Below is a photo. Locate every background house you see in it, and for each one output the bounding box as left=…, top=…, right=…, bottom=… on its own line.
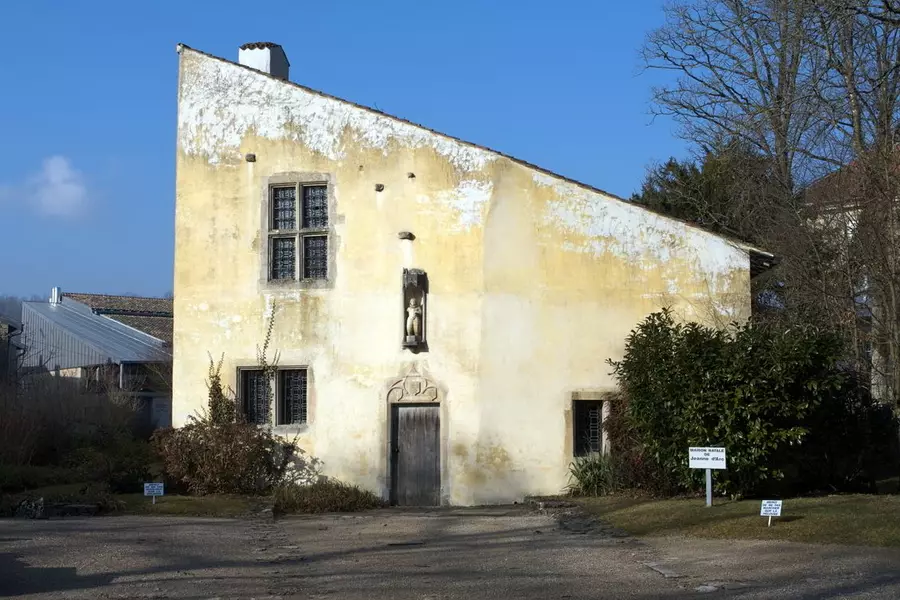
left=0, top=314, right=23, bottom=383
left=172, top=42, right=772, bottom=506
left=21, top=287, right=173, bottom=428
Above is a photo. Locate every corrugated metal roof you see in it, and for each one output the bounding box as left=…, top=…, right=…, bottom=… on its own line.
left=21, top=298, right=170, bottom=369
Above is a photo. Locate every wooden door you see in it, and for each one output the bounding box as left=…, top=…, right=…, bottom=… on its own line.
left=391, top=404, right=441, bottom=506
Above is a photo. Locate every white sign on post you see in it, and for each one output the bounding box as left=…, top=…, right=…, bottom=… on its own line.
left=688, top=447, right=727, bottom=507
left=760, top=499, right=782, bottom=526
left=144, top=482, right=164, bottom=505
left=689, top=447, right=728, bottom=469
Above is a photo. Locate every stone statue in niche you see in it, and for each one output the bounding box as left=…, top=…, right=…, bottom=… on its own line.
left=402, top=268, right=427, bottom=349
left=406, top=298, right=422, bottom=340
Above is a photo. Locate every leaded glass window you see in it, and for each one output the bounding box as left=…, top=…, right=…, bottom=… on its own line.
left=241, top=369, right=270, bottom=424
left=271, top=237, right=296, bottom=280
left=574, top=401, right=603, bottom=456
left=302, top=185, right=328, bottom=229
left=267, top=181, right=330, bottom=283
left=279, top=369, right=308, bottom=425
left=303, top=236, right=327, bottom=280
left=272, top=187, right=296, bottom=230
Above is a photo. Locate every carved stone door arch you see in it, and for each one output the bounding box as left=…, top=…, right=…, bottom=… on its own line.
left=386, top=364, right=444, bottom=506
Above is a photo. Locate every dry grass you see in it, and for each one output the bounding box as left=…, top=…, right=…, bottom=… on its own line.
left=1, top=483, right=261, bottom=518
left=118, top=493, right=261, bottom=517
left=273, top=480, right=386, bottom=514
left=577, top=494, right=900, bottom=547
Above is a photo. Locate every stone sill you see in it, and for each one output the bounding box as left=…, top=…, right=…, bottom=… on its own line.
left=271, top=424, right=309, bottom=436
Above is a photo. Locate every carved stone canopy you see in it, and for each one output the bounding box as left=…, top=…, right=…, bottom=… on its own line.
left=386, top=364, right=440, bottom=403
left=403, top=268, right=426, bottom=292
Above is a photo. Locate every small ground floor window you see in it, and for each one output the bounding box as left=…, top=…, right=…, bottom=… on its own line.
left=573, top=399, right=603, bottom=456
left=239, top=367, right=308, bottom=426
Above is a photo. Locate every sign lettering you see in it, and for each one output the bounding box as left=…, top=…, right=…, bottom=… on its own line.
left=760, top=500, right=783, bottom=517
left=143, top=482, right=164, bottom=497
left=688, top=447, right=727, bottom=470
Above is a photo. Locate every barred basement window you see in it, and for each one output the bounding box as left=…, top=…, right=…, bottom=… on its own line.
left=573, top=400, right=603, bottom=456
left=239, top=367, right=309, bottom=426
left=240, top=369, right=271, bottom=425
left=278, top=369, right=308, bottom=425
left=268, top=183, right=329, bottom=282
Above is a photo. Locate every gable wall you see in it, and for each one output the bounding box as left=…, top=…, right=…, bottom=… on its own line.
left=173, top=48, right=750, bottom=504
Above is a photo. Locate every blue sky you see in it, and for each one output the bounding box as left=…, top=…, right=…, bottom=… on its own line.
left=0, top=0, right=687, bottom=298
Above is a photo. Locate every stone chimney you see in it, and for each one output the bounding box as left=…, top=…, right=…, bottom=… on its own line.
left=238, top=42, right=290, bottom=80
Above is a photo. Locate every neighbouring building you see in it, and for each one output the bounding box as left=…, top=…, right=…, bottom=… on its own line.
left=21, top=288, right=173, bottom=428
left=0, top=314, right=23, bottom=382
left=173, top=42, right=774, bottom=505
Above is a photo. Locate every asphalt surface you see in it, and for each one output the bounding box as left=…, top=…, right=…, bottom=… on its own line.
left=1, top=506, right=899, bottom=599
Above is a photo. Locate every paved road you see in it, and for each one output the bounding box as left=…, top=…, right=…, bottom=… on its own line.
left=1, top=507, right=899, bottom=599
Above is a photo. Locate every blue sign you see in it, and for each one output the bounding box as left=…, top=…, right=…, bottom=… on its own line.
left=143, top=482, right=164, bottom=497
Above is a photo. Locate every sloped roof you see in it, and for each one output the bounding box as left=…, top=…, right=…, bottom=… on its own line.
left=22, top=299, right=170, bottom=365
left=179, top=43, right=774, bottom=267
left=62, top=293, right=173, bottom=344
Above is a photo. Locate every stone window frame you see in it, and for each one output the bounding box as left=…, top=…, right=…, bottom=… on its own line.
left=236, top=364, right=313, bottom=434
left=570, top=390, right=611, bottom=457
left=259, top=172, right=337, bottom=290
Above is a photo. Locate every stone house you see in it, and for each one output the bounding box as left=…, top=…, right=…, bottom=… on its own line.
left=21, top=288, right=173, bottom=428
left=172, top=42, right=773, bottom=505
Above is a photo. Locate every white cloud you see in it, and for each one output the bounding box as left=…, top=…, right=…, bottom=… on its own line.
left=0, top=156, right=88, bottom=218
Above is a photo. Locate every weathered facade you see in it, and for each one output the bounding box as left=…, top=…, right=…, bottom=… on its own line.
left=173, top=42, right=768, bottom=505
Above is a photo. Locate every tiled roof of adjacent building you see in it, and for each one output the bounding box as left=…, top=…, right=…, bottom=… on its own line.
left=62, top=293, right=173, bottom=344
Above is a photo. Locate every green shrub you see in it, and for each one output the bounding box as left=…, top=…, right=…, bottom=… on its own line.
left=608, top=309, right=897, bottom=498
left=273, top=479, right=386, bottom=514
left=0, top=464, right=82, bottom=493
left=566, top=453, right=626, bottom=496
left=599, top=391, right=681, bottom=496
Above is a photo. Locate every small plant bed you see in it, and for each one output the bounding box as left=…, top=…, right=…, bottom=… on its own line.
left=576, top=494, right=900, bottom=548
left=274, top=480, right=387, bottom=515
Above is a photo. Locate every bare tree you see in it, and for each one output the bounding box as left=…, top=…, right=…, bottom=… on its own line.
left=642, top=0, right=900, bottom=406
left=643, top=0, right=832, bottom=190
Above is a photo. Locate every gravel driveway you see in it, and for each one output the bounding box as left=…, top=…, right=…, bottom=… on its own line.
left=1, top=506, right=899, bottom=599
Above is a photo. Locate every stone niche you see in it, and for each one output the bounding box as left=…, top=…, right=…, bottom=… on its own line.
left=402, top=268, right=428, bottom=351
